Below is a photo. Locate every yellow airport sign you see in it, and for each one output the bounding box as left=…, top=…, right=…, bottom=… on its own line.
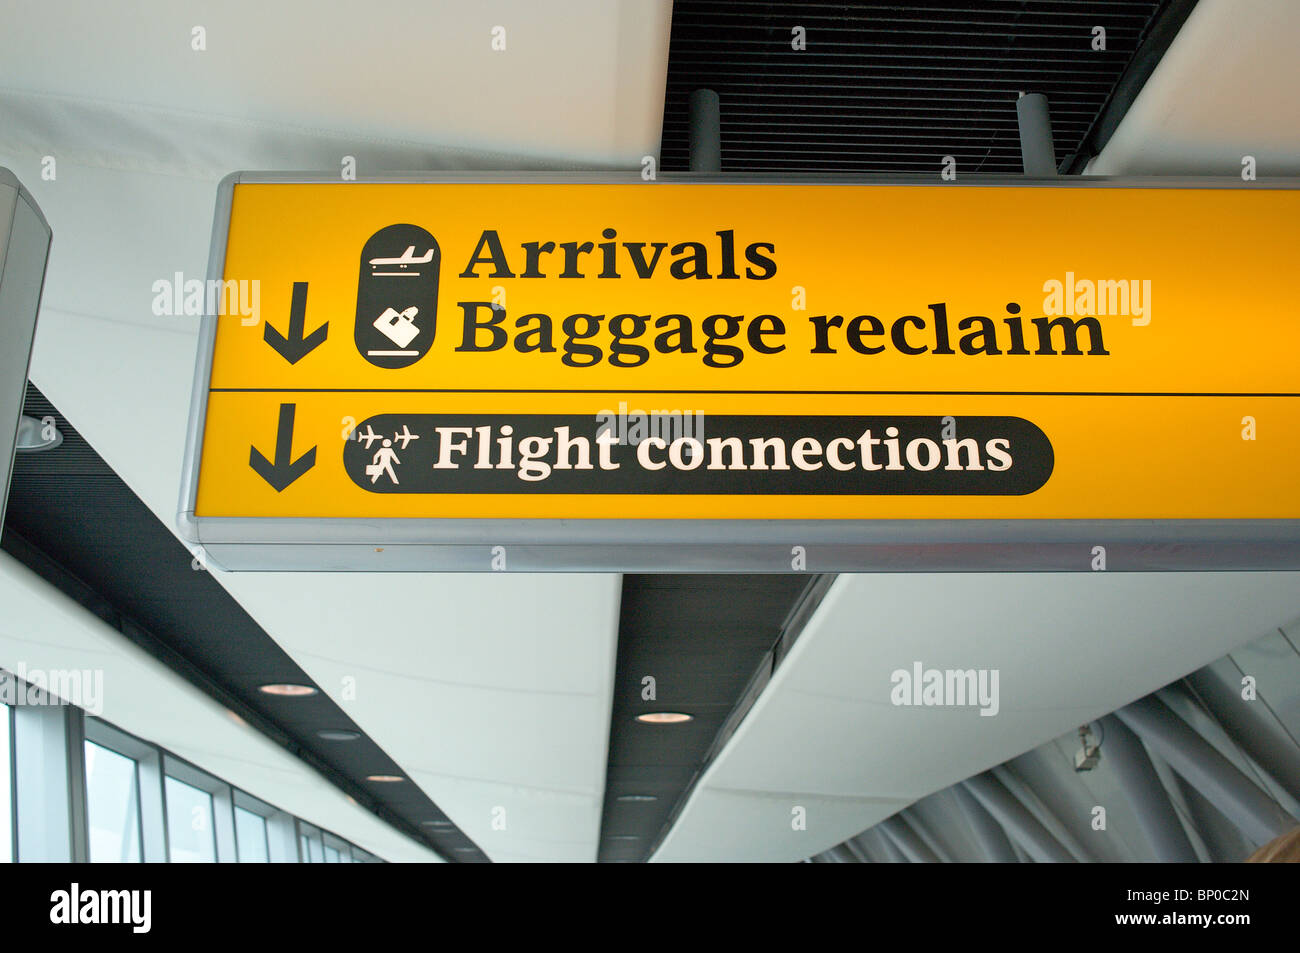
left=179, top=174, right=1300, bottom=571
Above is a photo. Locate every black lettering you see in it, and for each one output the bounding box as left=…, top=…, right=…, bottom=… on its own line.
left=609, top=313, right=651, bottom=367
left=456, top=302, right=508, bottom=351
left=598, top=228, right=619, bottom=279
left=624, top=242, right=668, bottom=279
left=957, top=315, right=1002, bottom=355
left=1004, top=303, right=1030, bottom=355
left=744, top=242, right=777, bottom=279
left=716, top=229, right=739, bottom=279
left=514, top=313, right=555, bottom=352
left=929, top=303, right=955, bottom=354
left=561, top=313, right=603, bottom=366
left=460, top=230, right=515, bottom=278
left=559, top=241, right=595, bottom=279
left=846, top=315, right=885, bottom=354
left=1032, top=316, right=1109, bottom=355
left=654, top=314, right=696, bottom=353
left=891, top=315, right=928, bottom=355
left=702, top=314, right=744, bottom=367
left=670, top=242, right=710, bottom=279
left=521, top=241, right=555, bottom=278
left=748, top=314, right=786, bottom=354
left=809, top=314, right=842, bottom=353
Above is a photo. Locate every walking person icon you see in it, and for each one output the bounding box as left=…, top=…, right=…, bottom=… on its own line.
left=365, top=438, right=402, bottom=485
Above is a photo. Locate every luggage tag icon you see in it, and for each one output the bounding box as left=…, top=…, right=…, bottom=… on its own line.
left=355, top=224, right=439, bottom=369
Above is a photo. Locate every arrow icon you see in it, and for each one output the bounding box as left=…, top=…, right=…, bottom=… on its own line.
left=249, top=403, right=316, bottom=491
left=263, top=282, right=328, bottom=364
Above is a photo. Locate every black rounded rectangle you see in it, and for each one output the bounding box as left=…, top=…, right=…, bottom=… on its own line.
left=342, top=414, right=1054, bottom=495
left=354, top=224, right=440, bottom=368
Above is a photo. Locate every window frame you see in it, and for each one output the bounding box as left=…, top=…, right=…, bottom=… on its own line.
left=2, top=702, right=14, bottom=863
left=232, top=801, right=271, bottom=863
left=322, top=830, right=349, bottom=862
left=82, top=737, right=145, bottom=863
left=12, top=687, right=87, bottom=861
left=162, top=754, right=236, bottom=863
left=296, top=819, right=325, bottom=863
left=85, top=718, right=168, bottom=862
left=230, top=788, right=300, bottom=862
left=4, top=680, right=386, bottom=864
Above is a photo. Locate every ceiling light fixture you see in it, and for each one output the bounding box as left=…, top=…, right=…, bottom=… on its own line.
left=14, top=414, right=62, bottom=452
left=257, top=683, right=317, bottom=697
left=635, top=712, right=693, bottom=724
left=365, top=774, right=404, bottom=783
left=616, top=794, right=658, bottom=803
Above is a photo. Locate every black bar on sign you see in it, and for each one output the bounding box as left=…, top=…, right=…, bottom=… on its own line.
left=341, top=414, right=1053, bottom=495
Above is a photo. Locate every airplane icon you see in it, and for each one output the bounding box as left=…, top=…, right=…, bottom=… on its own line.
left=357, top=425, right=383, bottom=449
left=369, top=246, right=434, bottom=269
left=393, top=425, right=419, bottom=450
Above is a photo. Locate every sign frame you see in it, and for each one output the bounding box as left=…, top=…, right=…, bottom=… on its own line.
left=0, top=167, right=52, bottom=534
left=178, top=171, right=1300, bottom=572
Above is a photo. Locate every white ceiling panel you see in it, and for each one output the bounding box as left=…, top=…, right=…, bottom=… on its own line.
left=3, top=0, right=671, bottom=169
left=654, top=573, right=1300, bottom=862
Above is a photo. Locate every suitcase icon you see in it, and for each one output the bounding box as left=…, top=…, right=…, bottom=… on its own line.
left=373, top=306, right=421, bottom=349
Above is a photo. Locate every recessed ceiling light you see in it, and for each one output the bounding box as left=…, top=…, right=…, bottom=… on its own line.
left=14, top=415, right=62, bottom=452
left=635, top=712, right=693, bottom=724
left=365, top=774, right=404, bottom=783
left=453, top=847, right=477, bottom=853
left=606, top=835, right=640, bottom=840
left=616, top=794, right=658, bottom=803
left=258, top=683, right=317, bottom=697
left=421, top=820, right=454, bottom=828
left=317, top=729, right=362, bottom=741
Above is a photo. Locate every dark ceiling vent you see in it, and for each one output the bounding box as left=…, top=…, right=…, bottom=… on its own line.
left=660, top=0, right=1191, bottom=175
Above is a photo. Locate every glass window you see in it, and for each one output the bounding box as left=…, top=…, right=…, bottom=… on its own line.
left=165, top=776, right=216, bottom=863
left=324, top=844, right=340, bottom=862
left=299, top=831, right=319, bottom=862
left=84, top=741, right=141, bottom=862
left=0, top=705, right=10, bottom=863
left=234, top=807, right=269, bottom=863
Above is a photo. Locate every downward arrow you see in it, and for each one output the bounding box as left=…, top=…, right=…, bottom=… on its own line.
left=249, top=403, right=316, bottom=491
left=263, top=282, right=328, bottom=364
